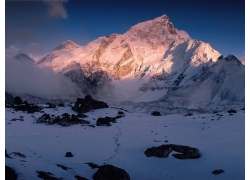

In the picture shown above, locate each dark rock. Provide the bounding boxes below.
[105,116,117,123]
[227,109,237,113]
[93,164,130,180]
[58,103,65,107]
[48,103,56,108]
[77,113,88,118]
[115,115,123,119]
[144,145,172,158]
[87,125,95,128]
[65,152,73,157]
[12,103,43,113]
[75,175,88,180]
[72,95,109,114]
[118,111,125,116]
[36,113,51,123]
[5,149,11,158]
[96,118,111,126]
[36,171,61,180]
[14,96,22,105]
[184,113,193,116]
[84,162,99,169]
[240,108,245,110]
[12,152,26,158]
[5,165,17,180]
[151,111,161,116]
[145,144,201,159]
[56,164,71,171]
[212,169,225,174]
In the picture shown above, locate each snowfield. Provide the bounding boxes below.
[5,104,245,180]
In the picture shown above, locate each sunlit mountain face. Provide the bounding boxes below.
[35,15,244,113]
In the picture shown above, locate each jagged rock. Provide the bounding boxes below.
[72,95,109,113]
[145,144,201,159]
[5,166,17,180]
[5,149,11,158]
[56,164,71,171]
[151,111,161,116]
[212,169,225,174]
[75,175,88,180]
[12,103,43,113]
[93,164,130,180]
[12,152,26,158]
[47,103,56,108]
[36,113,51,123]
[118,111,125,116]
[14,96,22,105]
[227,109,237,113]
[144,145,172,158]
[58,103,65,107]
[77,113,88,118]
[36,171,61,180]
[65,152,73,157]
[96,117,111,126]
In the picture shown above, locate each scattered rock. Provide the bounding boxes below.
[56,164,71,171]
[5,149,11,158]
[11,103,43,113]
[65,152,73,157]
[58,103,65,107]
[212,169,225,174]
[151,111,161,116]
[75,175,88,180]
[36,171,61,180]
[96,117,111,126]
[72,95,109,113]
[145,144,201,159]
[184,113,193,116]
[118,111,125,116]
[93,164,130,180]
[12,152,26,158]
[77,113,88,118]
[46,103,56,108]
[227,109,237,113]
[36,113,51,123]
[84,162,99,169]
[96,116,119,126]
[5,165,17,180]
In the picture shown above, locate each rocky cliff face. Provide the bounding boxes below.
[36,14,245,112]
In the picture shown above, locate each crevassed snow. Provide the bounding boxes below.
[5,105,245,180]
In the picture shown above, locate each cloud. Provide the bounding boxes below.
[5,57,84,99]
[5,43,44,61]
[43,0,68,19]
[176,29,192,40]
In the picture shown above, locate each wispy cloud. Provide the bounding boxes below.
[43,0,68,19]
[5,57,83,99]
[176,29,192,40]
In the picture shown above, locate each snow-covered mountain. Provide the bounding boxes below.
[13,53,35,63]
[36,14,245,112]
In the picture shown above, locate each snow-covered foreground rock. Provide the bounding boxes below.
[5,105,244,179]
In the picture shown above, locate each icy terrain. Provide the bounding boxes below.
[5,104,245,179]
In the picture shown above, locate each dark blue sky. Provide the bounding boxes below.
[5,0,245,61]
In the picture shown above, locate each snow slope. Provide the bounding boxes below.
[5,104,245,179]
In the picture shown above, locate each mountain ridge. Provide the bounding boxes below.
[34,14,244,112]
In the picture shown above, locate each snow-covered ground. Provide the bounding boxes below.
[5,105,245,179]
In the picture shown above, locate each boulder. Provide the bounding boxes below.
[5,166,17,180]
[72,95,109,113]
[93,164,130,180]
[212,169,225,174]
[5,92,14,105]
[14,96,22,105]
[145,144,201,159]
[65,152,73,157]
[96,117,111,126]
[151,111,161,116]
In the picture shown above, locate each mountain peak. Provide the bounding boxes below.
[13,53,34,63]
[54,40,80,51]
